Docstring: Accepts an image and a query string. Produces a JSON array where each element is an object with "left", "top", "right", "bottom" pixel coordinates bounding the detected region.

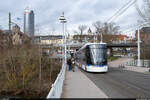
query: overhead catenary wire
[
  {"left": 121, "top": 21, "right": 150, "bottom": 34},
  {"left": 107, "top": 0, "right": 137, "bottom": 23},
  {"left": 107, "top": 0, "right": 149, "bottom": 36},
  {"left": 107, "top": 0, "right": 133, "bottom": 23},
  {"left": 134, "top": 0, "right": 147, "bottom": 22},
  {"left": 134, "top": 0, "right": 150, "bottom": 26}
]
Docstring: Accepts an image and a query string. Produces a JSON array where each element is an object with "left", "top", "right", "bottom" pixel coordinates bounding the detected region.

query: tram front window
[{"left": 89, "top": 45, "right": 107, "bottom": 66}]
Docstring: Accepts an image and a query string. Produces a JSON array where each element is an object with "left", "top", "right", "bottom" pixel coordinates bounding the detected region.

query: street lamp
[
  {"left": 100, "top": 31, "right": 103, "bottom": 43},
  {"left": 137, "top": 27, "right": 142, "bottom": 66},
  {"left": 59, "top": 12, "right": 67, "bottom": 66}
]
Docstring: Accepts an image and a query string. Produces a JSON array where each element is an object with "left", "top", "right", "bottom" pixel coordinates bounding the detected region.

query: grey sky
[{"left": 0, "top": 0, "right": 143, "bottom": 36}]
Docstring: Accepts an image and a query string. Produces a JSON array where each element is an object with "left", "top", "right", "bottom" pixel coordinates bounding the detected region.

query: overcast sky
[{"left": 0, "top": 0, "right": 144, "bottom": 36}]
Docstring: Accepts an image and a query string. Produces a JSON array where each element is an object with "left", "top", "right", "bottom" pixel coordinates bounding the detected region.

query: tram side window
[
  {"left": 85, "top": 47, "right": 92, "bottom": 65},
  {"left": 77, "top": 52, "right": 80, "bottom": 61},
  {"left": 82, "top": 49, "right": 86, "bottom": 62}
]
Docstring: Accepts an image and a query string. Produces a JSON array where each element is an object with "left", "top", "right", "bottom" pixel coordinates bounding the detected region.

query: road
[{"left": 80, "top": 65, "right": 150, "bottom": 98}]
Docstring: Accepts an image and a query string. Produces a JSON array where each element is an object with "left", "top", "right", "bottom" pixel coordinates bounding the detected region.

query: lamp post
[
  {"left": 100, "top": 31, "right": 103, "bottom": 43},
  {"left": 95, "top": 32, "right": 97, "bottom": 43},
  {"left": 137, "top": 27, "right": 142, "bottom": 66},
  {"left": 59, "top": 12, "right": 67, "bottom": 65}
]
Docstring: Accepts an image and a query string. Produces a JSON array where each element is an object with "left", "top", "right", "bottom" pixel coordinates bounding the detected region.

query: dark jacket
[
  {"left": 71, "top": 57, "right": 75, "bottom": 65},
  {"left": 67, "top": 59, "right": 72, "bottom": 65}
]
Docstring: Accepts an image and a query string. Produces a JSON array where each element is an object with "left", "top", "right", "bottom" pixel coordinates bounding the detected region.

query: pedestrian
[
  {"left": 67, "top": 58, "right": 72, "bottom": 71},
  {"left": 71, "top": 53, "right": 75, "bottom": 72}
]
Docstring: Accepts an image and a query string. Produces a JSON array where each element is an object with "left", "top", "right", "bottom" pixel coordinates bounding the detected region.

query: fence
[
  {"left": 126, "top": 60, "right": 150, "bottom": 68},
  {"left": 47, "top": 63, "right": 66, "bottom": 98}
]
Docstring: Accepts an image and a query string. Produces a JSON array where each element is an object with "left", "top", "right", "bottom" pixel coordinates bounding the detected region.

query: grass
[{"left": 108, "top": 56, "right": 119, "bottom": 62}]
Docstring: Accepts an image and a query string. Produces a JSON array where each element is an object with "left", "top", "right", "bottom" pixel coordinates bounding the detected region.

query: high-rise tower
[{"left": 24, "top": 8, "right": 34, "bottom": 38}]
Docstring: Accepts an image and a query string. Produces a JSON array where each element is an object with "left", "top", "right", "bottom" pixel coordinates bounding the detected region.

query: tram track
[{"left": 80, "top": 67, "right": 150, "bottom": 98}]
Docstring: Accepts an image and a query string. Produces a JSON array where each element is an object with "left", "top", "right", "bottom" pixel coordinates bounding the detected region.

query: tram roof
[
  {"left": 78, "top": 42, "right": 107, "bottom": 51},
  {"left": 86, "top": 42, "right": 107, "bottom": 45}
]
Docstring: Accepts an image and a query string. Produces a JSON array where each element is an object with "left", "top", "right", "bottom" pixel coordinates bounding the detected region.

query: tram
[{"left": 74, "top": 43, "right": 108, "bottom": 72}]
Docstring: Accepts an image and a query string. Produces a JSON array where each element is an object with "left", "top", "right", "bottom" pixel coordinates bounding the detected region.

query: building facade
[
  {"left": 136, "top": 27, "right": 150, "bottom": 44},
  {"left": 34, "top": 35, "right": 64, "bottom": 44},
  {"left": 12, "top": 25, "right": 31, "bottom": 45},
  {"left": 24, "top": 8, "right": 34, "bottom": 38},
  {"left": 73, "top": 34, "right": 131, "bottom": 44}
]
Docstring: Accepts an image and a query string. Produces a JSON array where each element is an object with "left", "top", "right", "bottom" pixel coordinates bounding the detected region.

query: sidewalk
[
  {"left": 108, "top": 57, "right": 150, "bottom": 74},
  {"left": 124, "top": 65, "right": 150, "bottom": 74},
  {"left": 61, "top": 66, "right": 108, "bottom": 98}
]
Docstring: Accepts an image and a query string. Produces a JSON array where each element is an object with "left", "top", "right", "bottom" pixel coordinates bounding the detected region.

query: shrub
[{"left": 0, "top": 43, "right": 61, "bottom": 97}]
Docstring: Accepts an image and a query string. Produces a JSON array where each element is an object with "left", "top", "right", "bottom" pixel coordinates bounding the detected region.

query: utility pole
[
  {"left": 9, "top": 12, "right": 11, "bottom": 33},
  {"left": 59, "top": 12, "right": 67, "bottom": 66},
  {"left": 100, "top": 32, "right": 103, "bottom": 43},
  {"left": 137, "top": 28, "right": 142, "bottom": 66},
  {"left": 39, "top": 37, "right": 42, "bottom": 93},
  {"left": 94, "top": 32, "right": 97, "bottom": 43},
  {"left": 94, "top": 32, "right": 96, "bottom": 42}
]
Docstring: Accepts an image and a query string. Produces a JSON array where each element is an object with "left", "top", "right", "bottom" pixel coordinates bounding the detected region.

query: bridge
[
  {"left": 107, "top": 43, "right": 137, "bottom": 48},
  {"left": 47, "top": 57, "right": 150, "bottom": 98},
  {"left": 36, "top": 43, "right": 150, "bottom": 99},
  {"left": 40, "top": 43, "right": 137, "bottom": 49},
  {"left": 40, "top": 42, "right": 137, "bottom": 57}
]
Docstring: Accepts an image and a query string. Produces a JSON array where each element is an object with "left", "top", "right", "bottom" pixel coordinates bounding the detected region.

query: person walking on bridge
[
  {"left": 71, "top": 53, "right": 75, "bottom": 72},
  {"left": 67, "top": 58, "right": 72, "bottom": 71}
]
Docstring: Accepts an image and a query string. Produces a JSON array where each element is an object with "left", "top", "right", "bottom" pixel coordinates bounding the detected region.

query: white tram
[{"left": 74, "top": 43, "right": 108, "bottom": 72}]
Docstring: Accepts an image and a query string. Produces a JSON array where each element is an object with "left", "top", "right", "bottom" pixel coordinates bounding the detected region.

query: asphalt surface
[{"left": 80, "top": 67, "right": 150, "bottom": 98}]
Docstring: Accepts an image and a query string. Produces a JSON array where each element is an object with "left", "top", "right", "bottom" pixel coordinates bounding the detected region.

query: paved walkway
[
  {"left": 61, "top": 57, "right": 150, "bottom": 98},
  {"left": 61, "top": 66, "right": 108, "bottom": 98},
  {"left": 109, "top": 57, "right": 150, "bottom": 74}
]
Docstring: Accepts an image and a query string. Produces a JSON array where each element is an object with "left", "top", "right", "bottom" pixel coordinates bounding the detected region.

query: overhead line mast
[{"left": 9, "top": 12, "right": 11, "bottom": 33}]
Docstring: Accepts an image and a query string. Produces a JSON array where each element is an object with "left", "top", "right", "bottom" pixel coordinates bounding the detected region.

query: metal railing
[
  {"left": 47, "top": 63, "right": 66, "bottom": 98},
  {"left": 126, "top": 60, "right": 150, "bottom": 68}
]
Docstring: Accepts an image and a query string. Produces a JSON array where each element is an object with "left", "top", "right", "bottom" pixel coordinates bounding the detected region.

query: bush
[
  {"left": 108, "top": 56, "right": 119, "bottom": 61},
  {"left": 0, "top": 43, "right": 61, "bottom": 97},
  {"left": 133, "top": 56, "right": 137, "bottom": 60}
]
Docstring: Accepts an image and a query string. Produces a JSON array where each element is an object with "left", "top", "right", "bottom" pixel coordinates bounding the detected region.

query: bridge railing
[
  {"left": 47, "top": 63, "right": 66, "bottom": 98},
  {"left": 126, "top": 60, "right": 150, "bottom": 67}
]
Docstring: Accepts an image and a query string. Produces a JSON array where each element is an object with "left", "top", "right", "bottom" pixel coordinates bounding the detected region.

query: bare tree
[
  {"left": 74, "top": 25, "right": 87, "bottom": 42},
  {"left": 73, "top": 30, "right": 79, "bottom": 35},
  {"left": 93, "top": 21, "right": 104, "bottom": 34},
  {"left": 74, "top": 25, "right": 87, "bottom": 34},
  {"left": 135, "top": 0, "right": 150, "bottom": 25},
  {"left": 93, "top": 21, "right": 120, "bottom": 34},
  {"left": 106, "top": 22, "right": 120, "bottom": 34},
  {"left": 93, "top": 21, "right": 120, "bottom": 42},
  {"left": 93, "top": 21, "right": 104, "bottom": 42},
  {"left": 78, "top": 25, "right": 87, "bottom": 35}
]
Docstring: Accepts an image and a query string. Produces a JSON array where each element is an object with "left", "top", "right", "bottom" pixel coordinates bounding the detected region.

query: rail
[
  {"left": 47, "top": 63, "right": 66, "bottom": 98},
  {"left": 126, "top": 60, "right": 150, "bottom": 68}
]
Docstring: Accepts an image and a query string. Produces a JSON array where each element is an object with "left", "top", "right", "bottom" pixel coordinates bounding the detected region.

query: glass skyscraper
[{"left": 24, "top": 8, "right": 34, "bottom": 38}]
